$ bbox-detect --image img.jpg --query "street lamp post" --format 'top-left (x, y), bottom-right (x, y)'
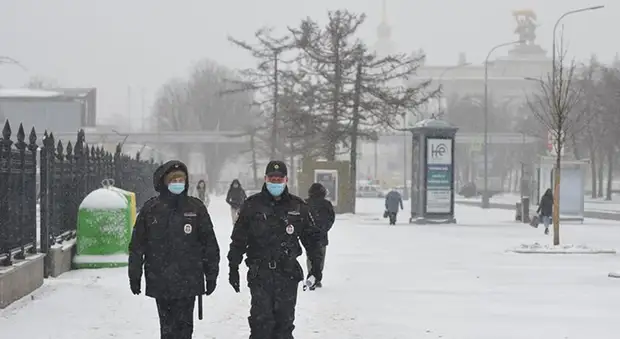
top-left (482, 41), bottom-right (521, 208)
top-left (551, 6), bottom-right (604, 91)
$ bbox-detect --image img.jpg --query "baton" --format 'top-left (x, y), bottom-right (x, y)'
top-left (197, 294), bottom-right (203, 320)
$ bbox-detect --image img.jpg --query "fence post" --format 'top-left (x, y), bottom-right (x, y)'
top-left (14, 124), bottom-right (27, 260)
top-left (40, 132), bottom-right (52, 277)
top-left (114, 144), bottom-right (122, 187)
top-left (0, 121), bottom-right (13, 266)
top-left (89, 146), bottom-right (95, 190)
top-left (51, 140), bottom-right (64, 244)
top-left (27, 127), bottom-right (38, 254)
top-left (64, 141), bottom-right (74, 241)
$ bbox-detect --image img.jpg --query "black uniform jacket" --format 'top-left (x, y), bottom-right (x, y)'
top-left (128, 160), bottom-right (220, 299)
top-left (306, 197), bottom-right (335, 247)
top-left (227, 185), bottom-right (324, 282)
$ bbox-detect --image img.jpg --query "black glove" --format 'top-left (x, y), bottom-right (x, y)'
top-left (130, 279), bottom-right (141, 295)
top-left (205, 280), bottom-right (217, 295)
top-left (229, 266), bottom-right (240, 293)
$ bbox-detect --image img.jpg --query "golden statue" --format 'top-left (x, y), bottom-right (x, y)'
top-left (512, 9), bottom-right (538, 45)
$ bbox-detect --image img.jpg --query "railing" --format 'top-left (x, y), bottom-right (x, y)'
top-left (0, 120), bottom-right (160, 267)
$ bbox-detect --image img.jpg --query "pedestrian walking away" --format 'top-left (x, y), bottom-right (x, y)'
top-left (227, 160), bottom-right (325, 339)
top-left (384, 189), bottom-right (404, 225)
top-left (226, 179), bottom-right (246, 224)
top-left (128, 160), bottom-right (220, 339)
top-left (305, 182), bottom-right (335, 289)
top-left (196, 179), bottom-right (210, 208)
top-left (537, 188), bottom-right (553, 235)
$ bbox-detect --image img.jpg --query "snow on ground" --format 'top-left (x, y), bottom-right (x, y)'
top-left (457, 192), bottom-right (620, 214)
top-left (3, 196), bottom-right (620, 338)
top-left (511, 242), bottom-right (617, 254)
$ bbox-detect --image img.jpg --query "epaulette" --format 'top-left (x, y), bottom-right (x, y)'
top-left (186, 195), bottom-right (204, 206)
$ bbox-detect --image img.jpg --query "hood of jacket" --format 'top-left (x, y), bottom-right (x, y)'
top-left (308, 183), bottom-right (326, 199)
top-left (153, 160), bottom-right (189, 194)
top-left (230, 179), bottom-right (242, 188)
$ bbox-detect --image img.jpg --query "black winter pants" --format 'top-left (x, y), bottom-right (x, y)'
top-left (388, 212), bottom-right (397, 225)
top-left (156, 297), bottom-right (195, 339)
top-left (249, 270), bottom-right (299, 339)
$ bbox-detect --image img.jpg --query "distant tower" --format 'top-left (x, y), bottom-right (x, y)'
top-left (374, 0), bottom-right (394, 57)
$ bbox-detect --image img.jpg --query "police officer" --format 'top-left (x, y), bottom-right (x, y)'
top-left (128, 160), bottom-right (220, 339)
top-left (227, 160), bottom-right (324, 339)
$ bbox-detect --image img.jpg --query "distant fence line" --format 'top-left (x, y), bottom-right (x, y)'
top-left (0, 120), bottom-right (159, 270)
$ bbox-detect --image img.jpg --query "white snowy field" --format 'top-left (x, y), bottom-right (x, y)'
top-left (3, 197), bottom-right (620, 339)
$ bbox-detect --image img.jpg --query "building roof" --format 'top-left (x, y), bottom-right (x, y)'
top-left (0, 87), bottom-right (95, 100)
top-left (0, 88), bottom-right (64, 98)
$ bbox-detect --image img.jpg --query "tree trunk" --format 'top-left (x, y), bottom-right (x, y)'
top-left (348, 61), bottom-right (363, 213)
top-left (270, 54), bottom-right (279, 159)
top-left (325, 34), bottom-right (343, 162)
top-left (597, 151), bottom-right (604, 198)
top-left (589, 147), bottom-right (597, 198)
top-left (552, 151), bottom-right (561, 246)
top-left (288, 141), bottom-right (296, 195)
top-left (606, 147), bottom-right (614, 201)
top-left (571, 135), bottom-right (581, 160)
top-left (250, 132), bottom-right (259, 188)
top-left (507, 170), bottom-right (513, 192)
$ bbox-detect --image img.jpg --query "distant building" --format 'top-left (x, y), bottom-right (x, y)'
top-left (0, 87), bottom-right (96, 134)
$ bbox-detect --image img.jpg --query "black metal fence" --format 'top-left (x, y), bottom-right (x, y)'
top-left (0, 120), bottom-right (160, 266)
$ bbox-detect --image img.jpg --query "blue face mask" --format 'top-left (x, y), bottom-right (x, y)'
top-left (168, 182), bottom-right (185, 195)
top-left (266, 182), bottom-right (286, 196)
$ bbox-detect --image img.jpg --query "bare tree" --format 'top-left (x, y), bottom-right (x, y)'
top-left (289, 10), bottom-right (365, 160)
top-left (227, 28), bottom-right (297, 159)
top-left (591, 66), bottom-right (620, 200)
top-left (152, 60), bottom-right (254, 188)
top-left (151, 78), bottom-right (192, 161)
top-left (345, 44), bottom-right (437, 208)
top-left (573, 56), bottom-right (604, 198)
top-left (527, 41), bottom-right (585, 246)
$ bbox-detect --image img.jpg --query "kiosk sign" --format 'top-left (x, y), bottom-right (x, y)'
top-left (426, 138), bottom-right (453, 213)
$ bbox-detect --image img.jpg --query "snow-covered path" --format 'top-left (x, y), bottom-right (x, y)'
top-left (2, 197), bottom-right (620, 338)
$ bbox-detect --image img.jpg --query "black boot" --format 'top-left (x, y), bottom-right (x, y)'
top-left (544, 228), bottom-right (549, 235)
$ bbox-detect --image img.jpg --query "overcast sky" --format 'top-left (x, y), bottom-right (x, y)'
top-left (0, 0), bottom-right (616, 127)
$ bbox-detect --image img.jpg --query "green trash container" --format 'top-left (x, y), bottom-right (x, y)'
top-left (107, 185), bottom-right (137, 227)
top-left (73, 187), bottom-right (132, 269)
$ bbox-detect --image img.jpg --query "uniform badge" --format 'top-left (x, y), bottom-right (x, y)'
top-left (184, 224), bottom-right (192, 234)
top-left (286, 224), bottom-right (295, 234)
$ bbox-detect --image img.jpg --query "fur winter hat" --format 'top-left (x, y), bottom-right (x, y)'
top-left (164, 170), bottom-right (186, 184)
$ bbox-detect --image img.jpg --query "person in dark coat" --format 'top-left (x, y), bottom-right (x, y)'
top-left (384, 189), bottom-right (404, 225)
top-left (128, 160), bottom-right (220, 339)
top-left (537, 188), bottom-right (554, 235)
top-left (226, 179), bottom-right (247, 224)
top-left (227, 160), bottom-right (324, 339)
top-left (195, 179), bottom-right (210, 208)
top-left (305, 182), bottom-right (335, 288)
